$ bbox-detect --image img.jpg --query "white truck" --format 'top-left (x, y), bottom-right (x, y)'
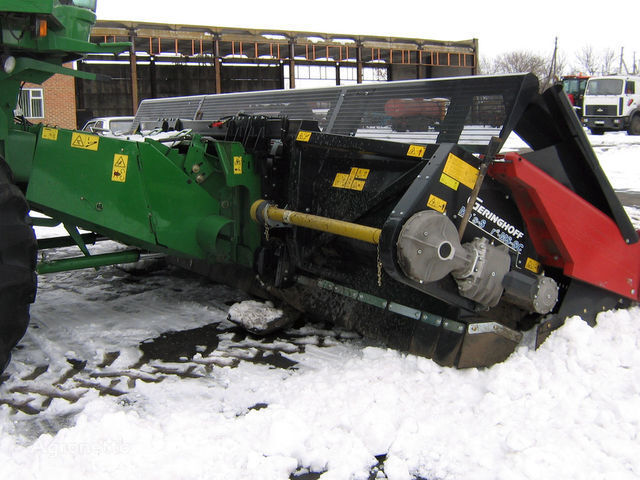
top-left (582, 75), bottom-right (640, 135)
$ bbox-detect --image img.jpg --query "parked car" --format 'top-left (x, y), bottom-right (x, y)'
top-left (82, 116), bottom-right (135, 136)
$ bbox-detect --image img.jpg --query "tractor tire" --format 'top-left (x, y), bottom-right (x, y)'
top-left (0, 159), bottom-right (37, 374)
top-left (628, 114), bottom-right (640, 136)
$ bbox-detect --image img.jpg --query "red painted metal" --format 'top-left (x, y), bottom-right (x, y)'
top-left (489, 153), bottom-right (640, 300)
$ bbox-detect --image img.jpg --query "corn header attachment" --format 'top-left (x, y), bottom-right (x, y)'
top-left (1, 0), bottom-right (638, 372)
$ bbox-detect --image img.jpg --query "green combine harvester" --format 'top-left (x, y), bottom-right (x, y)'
top-left (1, 0), bottom-right (639, 373)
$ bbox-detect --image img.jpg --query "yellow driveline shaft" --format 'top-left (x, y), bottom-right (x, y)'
top-left (251, 200), bottom-right (381, 245)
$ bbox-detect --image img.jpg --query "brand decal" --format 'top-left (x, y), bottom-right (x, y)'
top-left (458, 197), bottom-right (525, 252)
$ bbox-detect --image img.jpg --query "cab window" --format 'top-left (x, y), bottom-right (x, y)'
top-left (71, 0), bottom-right (97, 11)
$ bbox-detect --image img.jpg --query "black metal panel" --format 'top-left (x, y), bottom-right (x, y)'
top-left (378, 143), bottom-right (538, 313)
top-left (133, 74), bottom-right (541, 154)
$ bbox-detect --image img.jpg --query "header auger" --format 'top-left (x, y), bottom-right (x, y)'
top-left (1, 0), bottom-right (638, 373)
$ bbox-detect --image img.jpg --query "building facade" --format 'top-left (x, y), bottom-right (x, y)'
top-left (21, 20), bottom-right (479, 130)
top-left (21, 64), bottom-right (78, 129)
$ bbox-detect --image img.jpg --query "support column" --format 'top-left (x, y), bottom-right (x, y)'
top-left (149, 55), bottom-right (157, 99)
top-left (213, 38), bottom-right (222, 94)
top-left (129, 34), bottom-right (139, 114)
top-left (356, 44), bottom-right (363, 84)
top-left (335, 62), bottom-right (341, 86)
top-left (472, 38), bottom-right (479, 75)
top-left (288, 40), bottom-right (296, 89)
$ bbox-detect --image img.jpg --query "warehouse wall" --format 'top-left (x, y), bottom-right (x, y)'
top-left (23, 64), bottom-right (78, 129)
top-left (75, 62), bottom-right (284, 127)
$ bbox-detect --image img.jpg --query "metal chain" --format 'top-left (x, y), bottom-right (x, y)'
top-left (264, 222), bottom-right (270, 242)
top-left (377, 243), bottom-right (383, 287)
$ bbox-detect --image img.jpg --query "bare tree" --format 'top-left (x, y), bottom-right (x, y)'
top-left (478, 56), bottom-right (496, 75)
top-left (482, 50), bottom-right (551, 90)
top-left (574, 46), bottom-right (623, 75)
top-left (492, 51), bottom-right (548, 78)
top-left (576, 46), bottom-right (598, 75)
top-left (601, 48), bottom-right (616, 74)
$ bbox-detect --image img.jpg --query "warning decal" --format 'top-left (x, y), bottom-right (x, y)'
top-left (296, 131), bottom-right (312, 142)
top-left (111, 154), bottom-right (129, 183)
top-left (332, 167), bottom-right (370, 191)
top-left (442, 153), bottom-right (478, 189)
top-left (525, 257), bottom-right (541, 274)
top-left (233, 156), bottom-right (243, 175)
top-left (71, 132), bottom-right (100, 151)
top-left (427, 194), bottom-right (447, 213)
top-left (439, 173), bottom-right (459, 191)
top-left (42, 127), bottom-right (59, 141)
top-left (407, 145), bottom-right (426, 158)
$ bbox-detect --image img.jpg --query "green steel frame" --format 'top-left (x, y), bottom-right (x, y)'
top-left (0, 0), bottom-right (262, 272)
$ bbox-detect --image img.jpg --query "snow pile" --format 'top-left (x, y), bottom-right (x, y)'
top-left (228, 300), bottom-right (284, 333)
top-left (2, 309), bottom-right (640, 479)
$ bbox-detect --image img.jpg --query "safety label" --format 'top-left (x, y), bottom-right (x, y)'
top-left (427, 194), bottom-right (447, 213)
top-left (332, 167), bottom-right (369, 191)
top-left (443, 153), bottom-right (478, 189)
top-left (111, 154), bottom-right (129, 183)
top-left (233, 156), bottom-right (243, 175)
top-left (407, 145), bottom-right (426, 158)
top-left (525, 257), bottom-right (541, 273)
top-left (41, 127), bottom-right (59, 141)
top-left (296, 131), bottom-right (312, 142)
top-left (71, 132), bottom-right (99, 151)
top-left (439, 173), bottom-right (459, 191)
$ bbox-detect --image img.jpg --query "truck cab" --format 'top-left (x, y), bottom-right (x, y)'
top-left (561, 75), bottom-right (589, 118)
top-left (582, 75), bottom-right (640, 135)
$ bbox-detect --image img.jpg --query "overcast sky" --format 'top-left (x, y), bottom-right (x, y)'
top-left (96, 0), bottom-right (638, 66)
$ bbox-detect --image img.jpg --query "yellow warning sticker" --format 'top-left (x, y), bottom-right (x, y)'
top-left (71, 132), bottom-right (99, 151)
top-left (525, 257), bottom-right (541, 274)
top-left (407, 145), bottom-right (426, 158)
top-left (332, 167), bottom-right (370, 191)
top-left (111, 154), bottom-right (128, 183)
top-left (233, 156), bottom-right (243, 175)
top-left (296, 131), bottom-right (312, 142)
top-left (443, 153), bottom-right (478, 189)
top-left (351, 179), bottom-right (366, 191)
top-left (42, 127), bottom-right (59, 141)
top-left (439, 173), bottom-right (460, 191)
top-left (427, 194), bottom-right (447, 213)
top-left (332, 173), bottom-right (349, 188)
top-left (355, 168), bottom-right (370, 180)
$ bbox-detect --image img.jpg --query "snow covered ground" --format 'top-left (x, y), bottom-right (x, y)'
top-left (1, 132), bottom-right (639, 480)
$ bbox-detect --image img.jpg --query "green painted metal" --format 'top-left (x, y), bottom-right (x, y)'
top-left (0, 1), bottom-right (263, 271)
top-left (29, 215), bottom-right (60, 227)
top-left (37, 232), bottom-right (99, 250)
top-left (37, 249), bottom-right (141, 274)
top-left (24, 124), bottom-right (261, 265)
